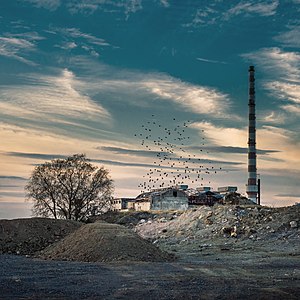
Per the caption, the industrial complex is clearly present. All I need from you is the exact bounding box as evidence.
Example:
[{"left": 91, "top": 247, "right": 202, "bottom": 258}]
[{"left": 112, "top": 66, "right": 260, "bottom": 212}]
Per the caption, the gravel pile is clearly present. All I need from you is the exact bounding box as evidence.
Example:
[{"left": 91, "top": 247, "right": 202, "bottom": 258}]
[
  {"left": 0, "top": 218, "right": 82, "bottom": 255},
  {"left": 38, "top": 221, "right": 175, "bottom": 263}
]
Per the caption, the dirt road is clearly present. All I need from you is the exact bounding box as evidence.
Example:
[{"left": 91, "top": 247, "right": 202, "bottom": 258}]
[{"left": 1, "top": 251, "right": 299, "bottom": 300}]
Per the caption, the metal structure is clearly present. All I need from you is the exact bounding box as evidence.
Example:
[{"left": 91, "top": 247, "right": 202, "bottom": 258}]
[{"left": 246, "top": 66, "right": 258, "bottom": 203}]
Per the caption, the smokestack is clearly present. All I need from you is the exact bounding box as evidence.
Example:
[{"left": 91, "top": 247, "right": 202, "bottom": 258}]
[{"left": 246, "top": 66, "right": 258, "bottom": 203}]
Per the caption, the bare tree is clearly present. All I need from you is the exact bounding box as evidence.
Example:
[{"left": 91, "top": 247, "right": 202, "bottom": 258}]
[{"left": 25, "top": 154, "right": 114, "bottom": 221}]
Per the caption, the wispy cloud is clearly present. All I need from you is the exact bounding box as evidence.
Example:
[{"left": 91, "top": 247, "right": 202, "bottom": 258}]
[
  {"left": 225, "top": 0, "right": 279, "bottom": 18},
  {"left": 184, "top": 1, "right": 279, "bottom": 28},
  {"left": 265, "top": 81, "right": 300, "bottom": 104},
  {"left": 183, "top": 6, "right": 219, "bottom": 27},
  {"left": 67, "top": 57, "right": 233, "bottom": 119},
  {"left": 53, "top": 27, "right": 111, "bottom": 57},
  {"left": 4, "top": 150, "right": 242, "bottom": 169},
  {"left": 98, "top": 146, "right": 244, "bottom": 166},
  {"left": 99, "top": 146, "right": 159, "bottom": 158},
  {"left": 190, "top": 121, "right": 300, "bottom": 170},
  {"left": 66, "top": 0, "right": 143, "bottom": 18},
  {"left": 242, "top": 47, "right": 300, "bottom": 81},
  {"left": 242, "top": 47, "right": 300, "bottom": 118},
  {"left": 5, "top": 152, "right": 67, "bottom": 161},
  {"left": 197, "top": 57, "right": 227, "bottom": 64},
  {"left": 57, "top": 27, "right": 110, "bottom": 46},
  {"left": 0, "top": 36, "right": 36, "bottom": 65},
  {"left": 5, "top": 31, "right": 45, "bottom": 41},
  {"left": 0, "top": 176, "right": 27, "bottom": 181},
  {"left": 159, "top": 0, "right": 170, "bottom": 8},
  {"left": 139, "top": 75, "right": 232, "bottom": 118},
  {"left": 188, "top": 145, "right": 279, "bottom": 155},
  {"left": 0, "top": 68, "right": 111, "bottom": 123},
  {"left": 275, "top": 26, "right": 300, "bottom": 48},
  {"left": 22, "top": 0, "right": 61, "bottom": 11},
  {"left": 262, "top": 111, "right": 287, "bottom": 124},
  {"left": 275, "top": 193, "right": 300, "bottom": 198},
  {"left": 280, "top": 104, "right": 300, "bottom": 115}
]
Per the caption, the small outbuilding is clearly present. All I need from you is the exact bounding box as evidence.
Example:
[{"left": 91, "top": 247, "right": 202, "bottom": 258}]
[{"left": 135, "top": 188, "right": 188, "bottom": 211}]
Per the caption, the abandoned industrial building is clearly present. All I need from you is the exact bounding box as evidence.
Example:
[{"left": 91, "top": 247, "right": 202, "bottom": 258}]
[{"left": 111, "top": 186, "right": 241, "bottom": 212}]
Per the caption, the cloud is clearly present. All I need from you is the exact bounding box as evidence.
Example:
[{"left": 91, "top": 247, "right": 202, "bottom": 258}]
[
  {"left": 0, "top": 36, "right": 36, "bottom": 65},
  {"left": 68, "top": 57, "right": 233, "bottom": 119},
  {"left": 196, "top": 57, "right": 227, "bottom": 64},
  {"left": 183, "top": 6, "right": 219, "bottom": 27},
  {"left": 190, "top": 121, "right": 300, "bottom": 171},
  {"left": 188, "top": 146, "right": 279, "bottom": 155},
  {"left": 242, "top": 47, "right": 300, "bottom": 117},
  {"left": 0, "top": 68, "right": 111, "bottom": 124},
  {"left": 5, "top": 152, "right": 67, "bottom": 161},
  {"left": 159, "top": 0, "right": 170, "bottom": 8},
  {"left": 57, "top": 41, "right": 78, "bottom": 50},
  {"left": 57, "top": 27, "right": 110, "bottom": 46},
  {"left": 262, "top": 111, "right": 287, "bottom": 124},
  {"left": 191, "top": 121, "right": 247, "bottom": 147},
  {"left": 53, "top": 27, "right": 111, "bottom": 57},
  {"left": 225, "top": 0, "right": 279, "bottom": 18},
  {"left": 4, "top": 149, "right": 243, "bottom": 171},
  {"left": 265, "top": 81, "right": 300, "bottom": 104},
  {"left": 22, "top": 0, "right": 61, "bottom": 11},
  {"left": 98, "top": 146, "right": 243, "bottom": 166},
  {"left": 280, "top": 104, "right": 300, "bottom": 115},
  {"left": 242, "top": 47, "right": 300, "bottom": 81},
  {"left": 184, "top": 1, "right": 279, "bottom": 28},
  {"left": 5, "top": 31, "right": 45, "bottom": 41},
  {"left": 66, "top": 0, "right": 143, "bottom": 18},
  {"left": 139, "top": 75, "right": 232, "bottom": 118},
  {"left": 99, "top": 146, "right": 160, "bottom": 158},
  {"left": 0, "top": 176, "right": 27, "bottom": 181},
  {"left": 275, "top": 193, "right": 300, "bottom": 198},
  {"left": 275, "top": 26, "right": 300, "bottom": 48}
]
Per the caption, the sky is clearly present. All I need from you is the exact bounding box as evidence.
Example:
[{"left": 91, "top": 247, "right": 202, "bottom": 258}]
[{"left": 0, "top": 0, "right": 300, "bottom": 219}]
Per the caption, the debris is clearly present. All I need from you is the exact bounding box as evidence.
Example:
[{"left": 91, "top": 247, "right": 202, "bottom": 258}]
[{"left": 290, "top": 221, "right": 298, "bottom": 228}]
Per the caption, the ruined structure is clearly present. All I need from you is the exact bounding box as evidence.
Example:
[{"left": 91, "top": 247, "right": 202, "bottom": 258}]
[{"left": 135, "top": 188, "right": 188, "bottom": 211}]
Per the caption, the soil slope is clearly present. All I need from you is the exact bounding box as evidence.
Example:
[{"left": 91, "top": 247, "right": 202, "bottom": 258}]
[
  {"left": 38, "top": 221, "right": 174, "bottom": 263},
  {"left": 0, "top": 218, "right": 82, "bottom": 255}
]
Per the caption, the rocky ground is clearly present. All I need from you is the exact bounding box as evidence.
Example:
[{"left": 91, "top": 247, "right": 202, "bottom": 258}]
[
  {"left": 133, "top": 204, "right": 300, "bottom": 261},
  {"left": 0, "top": 204, "right": 299, "bottom": 299}
]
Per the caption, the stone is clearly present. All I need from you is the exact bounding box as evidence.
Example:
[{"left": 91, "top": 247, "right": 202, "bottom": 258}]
[{"left": 290, "top": 221, "right": 298, "bottom": 228}]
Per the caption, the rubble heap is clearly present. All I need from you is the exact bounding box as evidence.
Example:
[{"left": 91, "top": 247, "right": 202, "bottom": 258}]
[{"left": 134, "top": 205, "right": 300, "bottom": 256}]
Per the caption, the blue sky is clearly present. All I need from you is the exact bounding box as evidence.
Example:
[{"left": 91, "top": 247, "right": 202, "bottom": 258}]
[{"left": 0, "top": 0, "right": 300, "bottom": 218}]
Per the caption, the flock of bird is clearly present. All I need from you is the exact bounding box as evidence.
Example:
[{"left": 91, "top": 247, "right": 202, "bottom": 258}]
[{"left": 135, "top": 115, "right": 222, "bottom": 194}]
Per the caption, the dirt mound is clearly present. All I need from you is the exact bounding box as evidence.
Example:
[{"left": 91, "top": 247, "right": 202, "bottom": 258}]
[
  {"left": 0, "top": 218, "right": 82, "bottom": 255},
  {"left": 38, "top": 222, "right": 175, "bottom": 263}
]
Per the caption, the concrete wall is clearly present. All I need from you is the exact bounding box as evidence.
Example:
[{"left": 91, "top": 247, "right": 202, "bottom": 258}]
[
  {"left": 134, "top": 201, "right": 151, "bottom": 211},
  {"left": 151, "top": 189, "right": 188, "bottom": 211}
]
